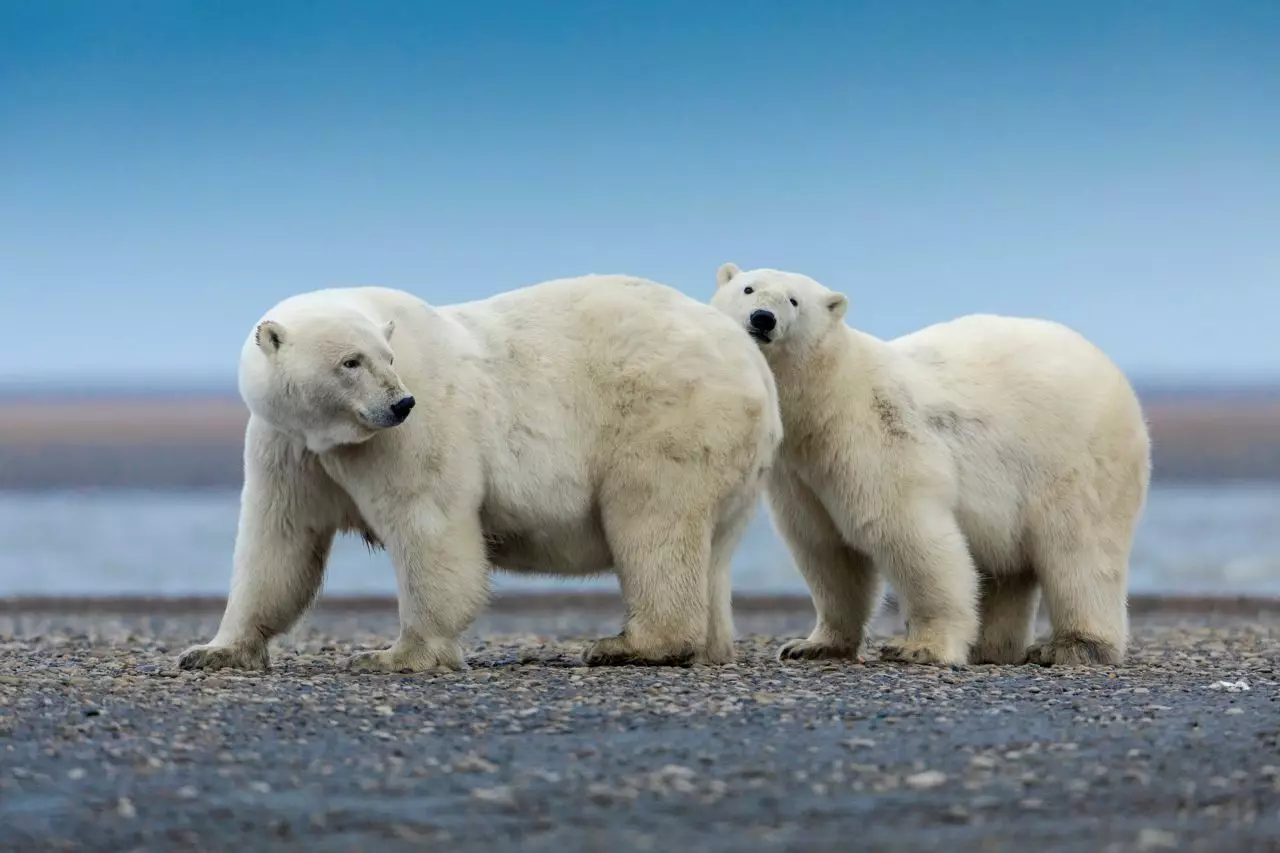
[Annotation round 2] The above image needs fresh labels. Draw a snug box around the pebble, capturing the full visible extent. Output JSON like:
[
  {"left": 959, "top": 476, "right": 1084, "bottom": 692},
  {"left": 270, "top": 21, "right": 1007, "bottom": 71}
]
[
  {"left": 470, "top": 785, "right": 516, "bottom": 807},
  {"left": 454, "top": 754, "right": 500, "bottom": 773},
  {"left": 905, "top": 770, "right": 947, "bottom": 790},
  {"left": 1137, "top": 827, "right": 1178, "bottom": 849},
  {"left": 0, "top": 606, "right": 1276, "bottom": 852}
]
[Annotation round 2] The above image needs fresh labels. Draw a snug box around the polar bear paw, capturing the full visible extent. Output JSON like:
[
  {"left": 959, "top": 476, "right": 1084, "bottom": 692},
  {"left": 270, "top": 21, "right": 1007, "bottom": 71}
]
[
  {"left": 177, "top": 643, "right": 270, "bottom": 672},
  {"left": 777, "top": 638, "right": 863, "bottom": 662},
  {"left": 695, "top": 640, "right": 738, "bottom": 666},
  {"left": 346, "top": 639, "right": 467, "bottom": 674},
  {"left": 582, "top": 635, "right": 697, "bottom": 667},
  {"left": 1025, "top": 633, "right": 1121, "bottom": 667},
  {"left": 878, "top": 637, "right": 965, "bottom": 666}
]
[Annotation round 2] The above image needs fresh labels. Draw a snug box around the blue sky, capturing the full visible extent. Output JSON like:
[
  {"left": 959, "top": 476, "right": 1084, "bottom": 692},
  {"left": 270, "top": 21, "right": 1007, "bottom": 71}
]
[{"left": 2, "top": 0, "right": 1277, "bottom": 387}]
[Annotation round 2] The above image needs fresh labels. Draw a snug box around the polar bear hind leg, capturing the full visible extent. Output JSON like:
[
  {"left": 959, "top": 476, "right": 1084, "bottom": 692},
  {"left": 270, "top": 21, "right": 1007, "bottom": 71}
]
[
  {"left": 583, "top": 464, "right": 719, "bottom": 667},
  {"left": 1023, "top": 421, "right": 1145, "bottom": 666},
  {"left": 1024, "top": 539, "right": 1129, "bottom": 666},
  {"left": 970, "top": 569, "right": 1040, "bottom": 665},
  {"left": 1023, "top": 490, "right": 1133, "bottom": 666}
]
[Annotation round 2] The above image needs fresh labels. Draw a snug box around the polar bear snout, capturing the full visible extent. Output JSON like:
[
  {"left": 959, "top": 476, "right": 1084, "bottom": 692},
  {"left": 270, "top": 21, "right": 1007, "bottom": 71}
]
[
  {"left": 389, "top": 395, "right": 416, "bottom": 423},
  {"left": 748, "top": 309, "right": 777, "bottom": 342},
  {"left": 363, "top": 391, "right": 414, "bottom": 429}
]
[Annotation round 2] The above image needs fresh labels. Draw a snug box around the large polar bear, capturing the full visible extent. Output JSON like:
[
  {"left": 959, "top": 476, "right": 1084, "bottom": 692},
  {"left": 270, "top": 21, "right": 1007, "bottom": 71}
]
[
  {"left": 178, "top": 275, "right": 781, "bottom": 673},
  {"left": 710, "top": 263, "right": 1150, "bottom": 667}
]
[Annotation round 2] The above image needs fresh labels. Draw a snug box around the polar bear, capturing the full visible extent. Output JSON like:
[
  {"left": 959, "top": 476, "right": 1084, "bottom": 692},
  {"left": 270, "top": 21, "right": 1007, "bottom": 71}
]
[
  {"left": 178, "top": 275, "right": 781, "bottom": 673},
  {"left": 710, "top": 263, "right": 1150, "bottom": 667}
]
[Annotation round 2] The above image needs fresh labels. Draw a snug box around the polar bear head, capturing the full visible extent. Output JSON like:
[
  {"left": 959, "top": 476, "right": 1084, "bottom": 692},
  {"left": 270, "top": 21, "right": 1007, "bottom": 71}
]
[
  {"left": 710, "top": 263, "right": 848, "bottom": 357},
  {"left": 238, "top": 302, "right": 415, "bottom": 452}
]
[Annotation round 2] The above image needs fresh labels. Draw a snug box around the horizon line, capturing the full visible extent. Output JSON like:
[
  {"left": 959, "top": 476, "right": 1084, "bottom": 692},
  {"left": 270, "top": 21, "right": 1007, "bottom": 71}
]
[{"left": 3, "top": 374, "right": 1280, "bottom": 402}]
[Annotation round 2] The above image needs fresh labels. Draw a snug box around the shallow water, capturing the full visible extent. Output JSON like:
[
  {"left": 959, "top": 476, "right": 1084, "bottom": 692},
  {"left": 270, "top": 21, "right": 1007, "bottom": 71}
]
[{"left": 0, "top": 485, "right": 1277, "bottom": 597}]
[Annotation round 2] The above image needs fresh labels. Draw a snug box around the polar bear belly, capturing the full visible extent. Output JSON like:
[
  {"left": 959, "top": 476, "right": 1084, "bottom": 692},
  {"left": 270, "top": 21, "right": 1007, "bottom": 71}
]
[
  {"left": 478, "top": 467, "right": 614, "bottom": 576},
  {"left": 482, "top": 511, "right": 615, "bottom": 576},
  {"left": 944, "top": 429, "right": 1038, "bottom": 575}
]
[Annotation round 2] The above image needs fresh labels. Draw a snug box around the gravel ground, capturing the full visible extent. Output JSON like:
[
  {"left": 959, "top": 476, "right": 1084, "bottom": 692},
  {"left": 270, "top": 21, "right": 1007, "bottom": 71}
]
[{"left": 1, "top": 601, "right": 1278, "bottom": 853}]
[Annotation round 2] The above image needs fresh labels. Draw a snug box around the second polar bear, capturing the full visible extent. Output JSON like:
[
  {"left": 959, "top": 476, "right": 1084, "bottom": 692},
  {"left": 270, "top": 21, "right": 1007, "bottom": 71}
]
[
  {"left": 178, "top": 274, "right": 781, "bottom": 673},
  {"left": 710, "top": 263, "right": 1150, "bottom": 666}
]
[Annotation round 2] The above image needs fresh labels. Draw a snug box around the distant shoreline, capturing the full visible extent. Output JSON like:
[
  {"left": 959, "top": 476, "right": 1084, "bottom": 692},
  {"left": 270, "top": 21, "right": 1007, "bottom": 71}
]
[
  {"left": 3, "top": 389, "right": 1280, "bottom": 486},
  {"left": 5, "top": 377, "right": 1278, "bottom": 401}
]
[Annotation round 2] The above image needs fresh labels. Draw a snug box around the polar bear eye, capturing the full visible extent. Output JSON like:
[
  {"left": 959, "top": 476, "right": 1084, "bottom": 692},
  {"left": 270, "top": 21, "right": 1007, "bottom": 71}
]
[
  {"left": 742, "top": 286, "right": 754, "bottom": 295},
  {"left": 789, "top": 297, "right": 798, "bottom": 307},
  {"left": 341, "top": 357, "right": 361, "bottom": 370}
]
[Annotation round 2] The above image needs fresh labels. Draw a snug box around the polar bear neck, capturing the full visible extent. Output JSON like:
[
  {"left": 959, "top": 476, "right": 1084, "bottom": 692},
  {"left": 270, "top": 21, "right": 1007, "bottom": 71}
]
[
  {"left": 774, "top": 325, "right": 883, "bottom": 392},
  {"left": 771, "top": 325, "right": 902, "bottom": 440}
]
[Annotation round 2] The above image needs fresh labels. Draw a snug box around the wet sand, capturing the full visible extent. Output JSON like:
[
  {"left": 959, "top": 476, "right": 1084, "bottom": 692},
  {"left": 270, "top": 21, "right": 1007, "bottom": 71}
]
[
  {"left": 0, "top": 595, "right": 1278, "bottom": 852},
  {"left": 5, "top": 393, "right": 1279, "bottom": 487}
]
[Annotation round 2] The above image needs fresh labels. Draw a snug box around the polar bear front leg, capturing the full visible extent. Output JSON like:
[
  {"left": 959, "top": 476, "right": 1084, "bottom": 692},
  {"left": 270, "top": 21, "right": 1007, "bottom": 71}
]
[
  {"left": 872, "top": 507, "right": 980, "bottom": 666},
  {"left": 768, "top": 470, "right": 882, "bottom": 662},
  {"left": 178, "top": 460, "right": 337, "bottom": 672},
  {"left": 346, "top": 506, "right": 490, "bottom": 674}
]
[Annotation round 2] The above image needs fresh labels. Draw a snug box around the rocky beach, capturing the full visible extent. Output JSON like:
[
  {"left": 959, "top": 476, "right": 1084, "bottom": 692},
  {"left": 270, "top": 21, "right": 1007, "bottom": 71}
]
[{"left": 1, "top": 594, "right": 1277, "bottom": 852}]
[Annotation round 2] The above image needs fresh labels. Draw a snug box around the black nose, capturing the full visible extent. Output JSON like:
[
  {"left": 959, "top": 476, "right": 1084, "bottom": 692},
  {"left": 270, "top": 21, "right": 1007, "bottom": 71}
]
[
  {"left": 749, "top": 310, "right": 777, "bottom": 333},
  {"left": 390, "top": 395, "right": 416, "bottom": 422}
]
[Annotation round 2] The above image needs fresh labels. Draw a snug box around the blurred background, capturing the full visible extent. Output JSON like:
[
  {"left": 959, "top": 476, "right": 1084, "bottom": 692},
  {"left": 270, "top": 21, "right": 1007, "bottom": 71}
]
[{"left": 1, "top": 0, "right": 1277, "bottom": 599}]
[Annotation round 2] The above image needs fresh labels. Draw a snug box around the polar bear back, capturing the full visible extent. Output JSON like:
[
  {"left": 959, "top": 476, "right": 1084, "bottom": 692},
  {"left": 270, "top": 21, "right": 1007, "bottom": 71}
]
[
  {"left": 435, "top": 273, "right": 776, "bottom": 442},
  {"left": 890, "top": 313, "right": 1143, "bottom": 460},
  {"left": 446, "top": 274, "right": 773, "bottom": 398}
]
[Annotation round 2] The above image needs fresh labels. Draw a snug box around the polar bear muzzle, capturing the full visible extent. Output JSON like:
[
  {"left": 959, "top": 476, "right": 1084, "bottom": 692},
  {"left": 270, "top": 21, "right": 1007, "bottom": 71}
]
[
  {"left": 748, "top": 309, "right": 776, "bottom": 343},
  {"left": 389, "top": 395, "right": 416, "bottom": 423}
]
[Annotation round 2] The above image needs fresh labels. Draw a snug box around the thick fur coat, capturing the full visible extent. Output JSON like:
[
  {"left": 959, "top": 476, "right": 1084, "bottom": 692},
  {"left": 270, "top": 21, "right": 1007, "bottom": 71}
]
[
  {"left": 710, "top": 263, "right": 1150, "bottom": 666},
  {"left": 180, "top": 275, "right": 781, "bottom": 672}
]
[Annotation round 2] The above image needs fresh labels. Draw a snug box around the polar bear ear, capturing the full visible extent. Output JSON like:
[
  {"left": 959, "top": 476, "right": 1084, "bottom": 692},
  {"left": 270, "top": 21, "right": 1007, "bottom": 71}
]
[
  {"left": 825, "top": 292, "right": 849, "bottom": 320},
  {"left": 254, "top": 320, "right": 286, "bottom": 355},
  {"left": 381, "top": 320, "right": 395, "bottom": 342},
  {"left": 716, "top": 262, "right": 741, "bottom": 289}
]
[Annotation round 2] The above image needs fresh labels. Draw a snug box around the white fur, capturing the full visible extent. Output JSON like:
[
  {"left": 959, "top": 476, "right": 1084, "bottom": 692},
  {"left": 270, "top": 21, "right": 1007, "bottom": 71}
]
[
  {"left": 710, "top": 264, "right": 1151, "bottom": 667},
  {"left": 178, "top": 275, "right": 781, "bottom": 672}
]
